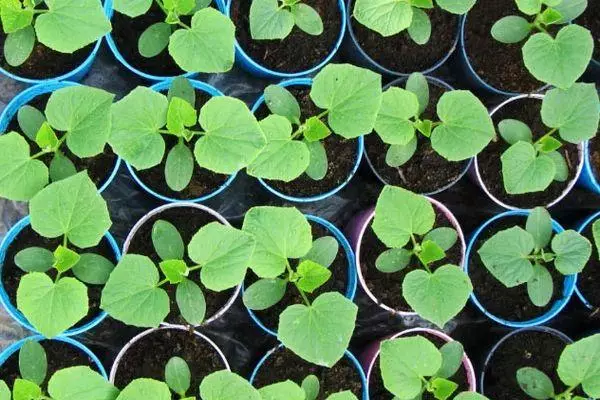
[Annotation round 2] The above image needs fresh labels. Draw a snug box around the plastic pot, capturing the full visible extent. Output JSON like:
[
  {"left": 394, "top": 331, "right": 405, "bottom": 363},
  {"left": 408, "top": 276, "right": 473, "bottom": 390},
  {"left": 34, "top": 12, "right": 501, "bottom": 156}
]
[
  {"left": 0, "top": 216, "right": 121, "bottom": 337},
  {"left": 465, "top": 210, "right": 577, "bottom": 328},
  {"left": 225, "top": 0, "right": 346, "bottom": 79},
  {"left": 0, "top": 334, "right": 108, "bottom": 377},
  {"left": 244, "top": 214, "right": 357, "bottom": 336},
  {"left": 364, "top": 75, "right": 472, "bottom": 194},
  {"left": 577, "top": 140, "right": 600, "bottom": 195},
  {"left": 122, "top": 202, "right": 241, "bottom": 327},
  {"left": 124, "top": 79, "right": 236, "bottom": 203},
  {"left": 251, "top": 78, "right": 364, "bottom": 203},
  {"left": 250, "top": 344, "right": 368, "bottom": 400},
  {"left": 343, "top": 0, "right": 460, "bottom": 77},
  {"left": 472, "top": 94, "right": 584, "bottom": 210},
  {"left": 576, "top": 210, "right": 600, "bottom": 309},
  {"left": 0, "top": 81, "right": 122, "bottom": 194},
  {"left": 347, "top": 198, "right": 466, "bottom": 316},
  {"left": 360, "top": 328, "right": 477, "bottom": 398}
]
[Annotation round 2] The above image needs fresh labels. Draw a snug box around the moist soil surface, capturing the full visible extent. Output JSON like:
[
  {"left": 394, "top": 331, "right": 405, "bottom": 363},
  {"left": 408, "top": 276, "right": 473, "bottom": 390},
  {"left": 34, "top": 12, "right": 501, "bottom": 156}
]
[
  {"left": 469, "top": 216, "right": 562, "bottom": 321},
  {"left": 368, "top": 332, "right": 470, "bottom": 400},
  {"left": 577, "top": 221, "right": 600, "bottom": 308},
  {"left": 6, "top": 94, "right": 117, "bottom": 190},
  {"left": 478, "top": 97, "right": 580, "bottom": 209},
  {"left": 126, "top": 206, "right": 235, "bottom": 325},
  {"left": 133, "top": 90, "right": 230, "bottom": 200},
  {"left": 255, "top": 86, "right": 358, "bottom": 198},
  {"left": 365, "top": 80, "right": 468, "bottom": 193},
  {"left": 2, "top": 226, "right": 117, "bottom": 329},
  {"left": 464, "top": 0, "right": 544, "bottom": 93},
  {"left": 576, "top": 0, "right": 600, "bottom": 61},
  {"left": 350, "top": 2, "right": 458, "bottom": 74},
  {"left": 230, "top": 0, "right": 341, "bottom": 73},
  {"left": 0, "top": 339, "right": 97, "bottom": 387},
  {"left": 359, "top": 206, "right": 462, "bottom": 311},
  {"left": 483, "top": 330, "right": 574, "bottom": 399},
  {"left": 113, "top": 328, "right": 226, "bottom": 399},
  {"left": 252, "top": 347, "right": 363, "bottom": 399},
  {"left": 245, "top": 222, "right": 349, "bottom": 331}
]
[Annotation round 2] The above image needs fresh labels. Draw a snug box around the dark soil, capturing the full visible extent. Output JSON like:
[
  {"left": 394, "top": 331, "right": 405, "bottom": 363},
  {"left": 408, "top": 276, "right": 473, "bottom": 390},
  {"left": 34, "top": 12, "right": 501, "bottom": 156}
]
[
  {"left": 2, "top": 226, "right": 117, "bottom": 329},
  {"left": 577, "top": 221, "right": 600, "bottom": 308},
  {"left": 350, "top": 2, "right": 458, "bottom": 73},
  {"left": 483, "top": 330, "right": 573, "bottom": 399},
  {"left": 0, "top": 339, "right": 97, "bottom": 387},
  {"left": 133, "top": 90, "right": 230, "bottom": 200},
  {"left": 126, "top": 206, "right": 235, "bottom": 325},
  {"left": 6, "top": 94, "right": 117, "bottom": 190},
  {"left": 464, "top": 0, "right": 544, "bottom": 93},
  {"left": 359, "top": 207, "right": 462, "bottom": 311},
  {"left": 576, "top": 0, "right": 600, "bottom": 61},
  {"left": 368, "top": 332, "right": 470, "bottom": 400},
  {"left": 591, "top": 137, "right": 600, "bottom": 183},
  {"left": 365, "top": 80, "right": 468, "bottom": 193},
  {"left": 469, "top": 216, "right": 562, "bottom": 321},
  {"left": 252, "top": 347, "right": 363, "bottom": 399},
  {"left": 245, "top": 222, "right": 349, "bottom": 331},
  {"left": 255, "top": 86, "right": 358, "bottom": 198},
  {"left": 230, "top": 0, "right": 342, "bottom": 73},
  {"left": 478, "top": 97, "right": 580, "bottom": 209},
  {"left": 113, "top": 329, "right": 226, "bottom": 399}
]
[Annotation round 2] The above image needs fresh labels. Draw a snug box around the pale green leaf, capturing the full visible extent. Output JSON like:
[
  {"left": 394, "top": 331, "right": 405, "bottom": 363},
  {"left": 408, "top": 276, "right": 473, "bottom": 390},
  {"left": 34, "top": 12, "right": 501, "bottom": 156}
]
[
  {"left": 326, "top": 392, "right": 358, "bottom": 400},
  {"left": 454, "top": 393, "right": 490, "bottom": 400},
  {"left": 167, "top": 97, "right": 196, "bottom": 135},
  {"left": 176, "top": 278, "right": 206, "bottom": 325},
  {"left": 551, "top": 230, "right": 592, "bottom": 274},
  {"left": 0, "top": 380, "right": 9, "bottom": 400},
  {"left": 152, "top": 219, "right": 185, "bottom": 261},
  {"left": 19, "top": 340, "right": 46, "bottom": 385},
  {"left": 116, "top": 379, "right": 171, "bottom": 400},
  {"left": 431, "top": 377, "right": 458, "bottom": 400},
  {"left": 305, "top": 139, "right": 328, "bottom": 180},
  {"left": 435, "top": 0, "right": 476, "bottom": 14},
  {"left": 14, "top": 247, "right": 53, "bottom": 273},
  {"left": 165, "top": 142, "right": 194, "bottom": 192},
  {"left": 260, "top": 381, "right": 305, "bottom": 400},
  {"left": 557, "top": 334, "right": 600, "bottom": 397},
  {"left": 498, "top": 119, "right": 533, "bottom": 145},
  {"left": 301, "top": 236, "right": 339, "bottom": 268},
  {"left": 516, "top": 0, "right": 542, "bottom": 14},
  {"left": 243, "top": 278, "right": 287, "bottom": 310},
  {"left": 52, "top": 245, "right": 80, "bottom": 273},
  {"left": 35, "top": 122, "right": 58, "bottom": 150},
  {"left": 199, "top": 370, "right": 261, "bottom": 400},
  {"left": 491, "top": 16, "right": 532, "bottom": 43},
  {"left": 113, "top": 0, "right": 152, "bottom": 17},
  {"left": 527, "top": 263, "right": 553, "bottom": 307},
  {"left": 291, "top": 4, "right": 323, "bottom": 36},
  {"left": 386, "top": 138, "right": 418, "bottom": 167},
  {"left": 374, "top": 87, "right": 419, "bottom": 146},
  {"left": 159, "top": 259, "right": 187, "bottom": 284},
  {"left": 0, "top": 132, "right": 48, "bottom": 201},
  {"left": 17, "top": 105, "right": 46, "bottom": 141},
  {"left": 593, "top": 220, "right": 600, "bottom": 260},
  {"left": 501, "top": 141, "right": 555, "bottom": 194},
  {"left": 48, "top": 366, "right": 119, "bottom": 400},
  {"left": 249, "top": 0, "right": 294, "bottom": 40},
  {"left": 526, "top": 207, "right": 553, "bottom": 249},
  {"left": 12, "top": 379, "right": 41, "bottom": 400},
  {"left": 303, "top": 116, "right": 331, "bottom": 142},
  {"left": 165, "top": 357, "right": 190, "bottom": 395},
  {"left": 4, "top": 26, "right": 35, "bottom": 67},
  {"left": 353, "top": 0, "right": 413, "bottom": 37},
  {"left": 517, "top": 367, "right": 555, "bottom": 399},
  {"left": 407, "top": 7, "right": 431, "bottom": 44},
  {"left": 554, "top": 0, "right": 588, "bottom": 22},
  {"left": 375, "top": 247, "right": 412, "bottom": 273},
  {"left": 72, "top": 253, "right": 115, "bottom": 285}
]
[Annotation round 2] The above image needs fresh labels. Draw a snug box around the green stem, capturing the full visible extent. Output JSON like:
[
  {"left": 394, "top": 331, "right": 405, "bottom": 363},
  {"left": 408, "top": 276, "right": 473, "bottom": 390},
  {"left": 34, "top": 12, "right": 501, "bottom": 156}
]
[
  {"left": 188, "top": 265, "right": 202, "bottom": 272},
  {"left": 554, "top": 385, "right": 577, "bottom": 400},
  {"left": 291, "top": 110, "right": 330, "bottom": 140},
  {"left": 157, "top": 278, "right": 169, "bottom": 287},
  {"left": 285, "top": 260, "right": 311, "bottom": 307},
  {"left": 177, "top": 21, "right": 191, "bottom": 29},
  {"left": 55, "top": 271, "right": 62, "bottom": 283},
  {"left": 534, "top": 127, "right": 559, "bottom": 146}
]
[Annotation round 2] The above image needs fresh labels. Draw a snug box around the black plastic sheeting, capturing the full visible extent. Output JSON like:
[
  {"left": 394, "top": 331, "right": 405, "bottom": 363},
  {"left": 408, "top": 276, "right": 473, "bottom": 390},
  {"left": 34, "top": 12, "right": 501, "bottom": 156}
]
[{"left": 1, "top": 45, "right": 599, "bottom": 386}]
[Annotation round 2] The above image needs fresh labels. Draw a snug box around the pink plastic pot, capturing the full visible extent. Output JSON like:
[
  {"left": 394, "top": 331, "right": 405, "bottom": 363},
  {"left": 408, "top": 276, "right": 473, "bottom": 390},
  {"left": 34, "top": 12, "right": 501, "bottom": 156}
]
[
  {"left": 360, "top": 328, "right": 477, "bottom": 397},
  {"left": 122, "top": 202, "right": 242, "bottom": 328},
  {"left": 347, "top": 198, "right": 466, "bottom": 316}
]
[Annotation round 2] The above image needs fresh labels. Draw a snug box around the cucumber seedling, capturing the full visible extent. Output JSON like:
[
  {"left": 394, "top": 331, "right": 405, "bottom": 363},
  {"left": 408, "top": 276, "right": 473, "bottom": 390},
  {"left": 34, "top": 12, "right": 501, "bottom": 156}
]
[{"left": 250, "top": 0, "right": 324, "bottom": 40}]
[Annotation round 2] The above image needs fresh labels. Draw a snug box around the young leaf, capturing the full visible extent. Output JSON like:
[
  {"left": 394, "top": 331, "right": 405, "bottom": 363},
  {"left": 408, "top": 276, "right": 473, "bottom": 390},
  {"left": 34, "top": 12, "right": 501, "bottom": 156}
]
[
  {"left": 403, "top": 265, "right": 472, "bottom": 328},
  {"left": 0, "top": 381, "right": 9, "bottom": 400},
  {"left": 539, "top": 7, "right": 562, "bottom": 24},
  {"left": 176, "top": 278, "right": 206, "bottom": 325},
  {"left": 554, "top": 0, "right": 588, "bottom": 22},
  {"left": 526, "top": 207, "right": 553, "bottom": 250},
  {"left": 374, "top": 87, "right": 419, "bottom": 146},
  {"left": 264, "top": 85, "right": 301, "bottom": 125},
  {"left": 516, "top": 367, "right": 555, "bottom": 399},
  {"left": 407, "top": 8, "right": 431, "bottom": 44},
  {"left": 152, "top": 219, "right": 185, "bottom": 262},
  {"left": 53, "top": 245, "right": 81, "bottom": 273},
  {"left": 165, "top": 357, "right": 191, "bottom": 395},
  {"left": 47, "top": 366, "right": 119, "bottom": 400},
  {"left": 551, "top": 230, "right": 592, "bottom": 274},
  {"left": 168, "top": 77, "right": 196, "bottom": 108},
  {"left": 72, "top": 254, "right": 115, "bottom": 285},
  {"left": 18, "top": 105, "right": 46, "bottom": 141},
  {"left": 305, "top": 139, "right": 328, "bottom": 180},
  {"left": 501, "top": 141, "right": 555, "bottom": 194},
  {"left": 406, "top": 72, "right": 429, "bottom": 115},
  {"left": 243, "top": 278, "right": 287, "bottom": 310},
  {"left": 593, "top": 220, "right": 600, "bottom": 261},
  {"left": 260, "top": 380, "right": 305, "bottom": 400},
  {"left": 0, "top": 1, "right": 33, "bottom": 33},
  {"left": 278, "top": 292, "right": 358, "bottom": 367},
  {"left": 375, "top": 248, "right": 412, "bottom": 273},
  {"left": 167, "top": 97, "right": 196, "bottom": 135},
  {"left": 49, "top": 152, "right": 77, "bottom": 182},
  {"left": 326, "top": 392, "right": 359, "bottom": 400},
  {"left": 249, "top": 0, "right": 294, "bottom": 40},
  {"left": 165, "top": 142, "right": 194, "bottom": 192},
  {"left": 12, "top": 379, "right": 42, "bottom": 400},
  {"left": 536, "top": 136, "right": 562, "bottom": 153},
  {"left": 527, "top": 263, "right": 553, "bottom": 307},
  {"left": 138, "top": 22, "right": 171, "bottom": 58},
  {"left": 418, "top": 240, "right": 446, "bottom": 265},
  {"left": 435, "top": 0, "right": 476, "bottom": 14},
  {"left": 199, "top": 370, "right": 261, "bottom": 400},
  {"left": 431, "top": 377, "right": 459, "bottom": 400},
  {"left": 557, "top": 334, "right": 600, "bottom": 398},
  {"left": 303, "top": 116, "right": 331, "bottom": 142},
  {"left": 291, "top": 4, "right": 324, "bottom": 36},
  {"left": 4, "top": 26, "right": 35, "bottom": 67},
  {"left": 437, "top": 341, "right": 464, "bottom": 379},
  {"left": 302, "top": 375, "right": 320, "bottom": 400},
  {"left": 386, "top": 138, "right": 418, "bottom": 167},
  {"left": 116, "top": 379, "right": 171, "bottom": 400},
  {"left": 113, "top": 0, "right": 153, "bottom": 17},
  {"left": 353, "top": 0, "right": 413, "bottom": 37},
  {"left": 516, "top": 0, "right": 542, "bottom": 14},
  {"left": 491, "top": 16, "right": 532, "bottom": 43},
  {"left": 498, "top": 119, "right": 533, "bottom": 145},
  {"left": 301, "top": 236, "right": 339, "bottom": 268},
  {"left": 548, "top": 151, "right": 568, "bottom": 182},
  {"left": 14, "top": 247, "right": 53, "bottom": 273},
  {"left": 159, "top": 260, "right": 187, "bottom": 284},
  {"left": 19, "top": 340, "right": 47, "bottom": 385},
  {"left": 423, "top": 227, "right": 458, "bottom": 252},
  {"left": 35, "top": 122, "right": 59, "bottom": 151},
  {"left": 296, "top": 260, "right": 332, "bottom": 293}
]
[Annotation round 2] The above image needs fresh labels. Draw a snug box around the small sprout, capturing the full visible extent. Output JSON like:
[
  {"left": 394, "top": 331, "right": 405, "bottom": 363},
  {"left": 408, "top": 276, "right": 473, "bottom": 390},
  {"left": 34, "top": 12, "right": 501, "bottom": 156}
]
[
  {"left": 250, "top": 0, "right": 324, "bottom": 40},
  {"left": 372, "top": 185, "right": 472, "bottom": 328},
  {"left": 478, "top": 207, "right": 592, "bottom": 307},
  {"left": 164, "top": 356, "right": 191, "bottom": 397}
]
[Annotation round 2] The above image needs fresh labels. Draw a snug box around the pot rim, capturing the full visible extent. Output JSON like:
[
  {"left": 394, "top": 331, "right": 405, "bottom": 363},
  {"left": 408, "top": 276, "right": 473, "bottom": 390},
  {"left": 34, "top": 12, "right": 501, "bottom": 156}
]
[{"left": 575, "top": 210, "right": 600, "bottom": 310}]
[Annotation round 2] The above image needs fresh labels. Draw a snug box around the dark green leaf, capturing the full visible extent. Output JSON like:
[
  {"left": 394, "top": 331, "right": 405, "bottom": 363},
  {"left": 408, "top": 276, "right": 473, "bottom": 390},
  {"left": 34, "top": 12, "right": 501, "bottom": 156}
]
[
  {"left": 165, "top": 142, "right": 194, "bottom": 192},
  {"left": 437, "top": 341, "right": 464, "bottom": 379},
  {"left": 527, "top": 263, "right": 554, "bottom": 307},
  {"left": 305, "top": 139, "right": 327, "bottom": 180},
  {"left": 72, "top": 253, "right": 115, "bottom": 285},
  {"left": 301, "top": 236, "right": 339, "bottom": 268},
  {"left": 165, "top": 356, "right": 191, "bottom": 395},
  {"left": 19, "top": 340, "right": 47, "bottom": 385},
  {"left": 526, "top": 207, "right": 553, "bottom": 249},
  {"left": 138, "top": 22, "right": 171, "bottom": 58},
  {"left": 152, "top": 219, "right": 185, "bottom": 261},
  {"left": 264, "top": 85, "right": 301, "bottom": 125},
  {"left": 498, "top": 119, "right": 532, "bottom": 145},
  {"left": 14, "top": 247, "right": 53, "bottom": 273},
  {"left": 17, "top": 105, "right": 46, "bottom": 141},
  {"left": 243, "top": 278, "right": 287, "bottom": 310},
  {"left": 3, "top": 26, "right": 35, "bottom": 67},
  {"left": 491, "top": 16, "right": 532, "bottom": 43},
  {"left": 302, "top": 375, "right": 320, "bottom": 400},
  {"left": 516, "top": 367, "right": 555, "bottom": 399},
  {"left": 168, "top": 77, "right": 196, "bottom": 108},
  {"left": 176, "top": 278, "right": 206, "bottom": 326},
  {"left": 423, "top": 227, "right": 458, "bottom": 252},
  {"left": 49, "top": 152, "right": 77, "bottom": 182},
  {"left": 375, "top": 248, "right": 412, "bottom": 273},
  {"left": 386, "top": 137, "right": 417, "bottom": 167}
]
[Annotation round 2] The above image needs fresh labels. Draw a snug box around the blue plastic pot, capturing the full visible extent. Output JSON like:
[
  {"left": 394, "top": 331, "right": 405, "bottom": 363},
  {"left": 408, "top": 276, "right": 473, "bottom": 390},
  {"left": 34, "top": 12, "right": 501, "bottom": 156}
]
[
  {"left": 244, "top": 214, "right": 357, "bottom": 337},
  {"left": 226, "top": 0, "right": 346, "bottom": 79},
  {"left": 0, "top": 334, "right": 108, "bottom": 377},
  {"left": 465, "top": 210, "right": 577, "bottom": 328},
  {"left": 0, "top": 216, "right": 121, "bottom": 337},
  {"left": 125, "top": 79, "right": 236, "bottom": 204},
  {"left": 251, "top": 78, "right": 364, "bottom": 203},
  {"left": 0, "top": 81, "right": 122, "bottom": 194},
  {"left": 344, "top": 0, "right": 460, "bottom": 77},
  {"left": 576, "top": 210, "right": 600, "bottom": 309},
  {"left": 250, "top": 344, "right": 368, "bottom": 400},
  {"left": 578, "top": 141, "right": 600, "bottom": 194},
  {"left": 104, "top": 0, "right": 227, "bottom": 81}
]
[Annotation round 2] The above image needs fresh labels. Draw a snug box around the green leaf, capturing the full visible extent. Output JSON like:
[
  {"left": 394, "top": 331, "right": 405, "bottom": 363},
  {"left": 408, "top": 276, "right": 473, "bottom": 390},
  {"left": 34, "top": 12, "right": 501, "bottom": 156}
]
[
  {"left": 249, "top": 0, "right": 294, "bottom": 39},
  {"left": 49, "top": 152, "right": 77, "bottom": 182},
  {"left": 30, "top": 172, "right": 111, "bottom": 248},
  {"left": 375, "top": 248, "right": 412, "bottom": 273},
  {"left": 516, "top": 0, "right": 542, "bottom": 14},
  {"left": 101, "top": 254, "right": 170, "bottom": 328},
  {"left": 0, "top": 380, "right": 9, "bottom": 400},
  {"left": 491, "top": 15, "right": 532, "bottom": 43},
  {"left": 110, "top": 87, "right": 168, "bottom": 170},
  {"left": 526, "top": 207, "right": 553, "bottom": 249},
  {"left": 501, "top": 141, "right": 555, "bottom": 194},
  {"left": 301, "top": 236, "right": 339, "bottom": 268},
  {"left": 527, "top": 263, "right": 553, "bottom": 307},
  {"left": 536, "top": 136, "right": 562, "bottom": 153},
  {"left": 194, "top": 96, "right": 266, "bottom": 174},
  {"left": 516, "top": 367, "right": 555, "bottom": 399},
  {"left": 373, "top": 185, "right": 435, "bottom": 249},
  {"left": 418, "top": 240, "right": 445, "bottom": 265},
  {"left": 551, "top": 230, "right": 592, "bottom": 274},
  {"left": 165, "top": 357, "right": 190, "bottom": 395},
  {"left": 264, "top": 85, "right": 301, "bottom": 125},
  {"left": 454, "top": 393, "right": 490, "bottom": 400},
  {"left": 53, "top": 245, "right": 81, "bottom": 273},
  {"left": 478, "top": 226, "right": 535, "bottom": 287},
  {"left": 431, "top": 377, "right": 459, "bottom": 400},
  {"left": 435, "top": 0, "right": 476, "bottom": 14},
  {"left": 437, "top": 341, "right": 464, "bottom": 379},
  {"left": 199, "top": 370, "right": 261, "bottom": 400},
  {"left": 431, "top": 90, "right": 495, "bottom": 162},
  {"left": 168, "top": 77, "right": 196, "bottom": 109},
  {"left": 374, "top": 87, "right": 419, "bottom": 146},
  {"left": 17, "top": 105, "right": 46, "bottom": 141},
  {"left": 498, "top": 119, "right": 533, "bottom": 145},
  {"left": 0, "top": 132, "right": 48, "bottom": 201},
  {"left": 159, "top": 260, "right": 187, "bottom": 284},
  {"left": 403, "top": 265, "right": 472, "bottom": 328},
  {"left": 260, "top": 381, "right": 305, "bottom": 400},
  {"left": 168, "top": 7, "right": 235, "bottom": 73},
  {"left": 291, "top": 4, "right": 323, "bottom": 36},
  {"left": 423, "top": 227, "right": 458, "bottom": 252},
  {"left": 554, "top": 0, "right": 588, "bottom": 22},
  {"left": 278, "top": 292, "right": 358, "bottom": 367},
  {"left": 380, "top": 336, "right": 442, "bottom": 399},
  {"left": 47, "top": 366, "right": 119, "bottom": 400},
  {"left": 152, "top": 219, "right": 185, "bottom": 262},
  {"left": 303, "top": 116, "right": 331, "bottom": 142},
  {"left": 310, "top": 64, "right": 382, "bottom": 139},
  {"left": 386, "top": 138, "right": 418, "bottom": 167},
  {"left": 243, "top": 278, "right": 287, "bottom": 310},
  {"left": 412, "top": 0, "right": 434, "bottom": 7},
  {"left": 406, "top": 72, "right": 429, "bottom": 115},
  {"left": 353, "top": 0, "right": 413, "bottom": 37},
  {"left": 0, "top": 0, "right": 33, "bottom": 33},
  {"left": 593, "top": 220, "right": 600, "bottom": 260},
  {"left": 539, "top": 7, "right": 562, "bottom": 24},
  {"left": 35, "top": 122, "right": 58, "bottom": 151},
  {"left": 242, "top": 206, "right": 312, "bottom": 278},
  {"left": 407, "top": 7, "right": 431, "bottom": 44},
  {"left": 305, "top": 139, "right": 328, "bottom": 180},
  {"left": 302, "top": 375, "right": 320, "bottom": 400},
  {"left": 296, "top": 260, "right": 332, "bottom": 293},
  {"left": 19, "top": 340, "right": 46, "bottom": 385},
  {"left": 72, "top": 253, "right": 115, "bottom": 285},
  {"left": 164, "top": 0, "right": 195, "bottom": 14},
  {"left": 326, "top": 392, "right": 358, "bottom": 400},
  {"left": 116, "top": 379, "right": 171, "bottom": 400},
  {"left": 165, "top": 142, "right": 194, "bottom": 192},
  {"left": 14, "top": 247, "right": 53, "bottom": 273},
  {"left": 35, "top": 0, "right": 111, "bottom": 53},
  {"left": 542, "top": 83, "right": 600, "bottom": 144},
  {"left": 3, "top": 25, "right": 34, "bottom": 67},
  {"left": 113, "top": 0, "right": 152, "bottom": 17},
  {"left": 557, "top": 334, "right": 600, "bottom": 397},
  {"left": 12, "top": 379, "right": 41, "bottom": 400},
  {"left": 17, "top": 273, "right": 87, "bottom": 337},
  {"left": 138, "top": 22, "right": 172, "bottom": 58},
  {"left": 523, "top": 25, "right": 593, "bottom": 89},
  {"left": 548, "top": 151, "right": 568, "bottom": 182},
  {"left": 167, "top": 97, "right": 196, "bottom": 135},
  {"left": 176, "top": 278, "right": 206, "bottom": 325}
]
